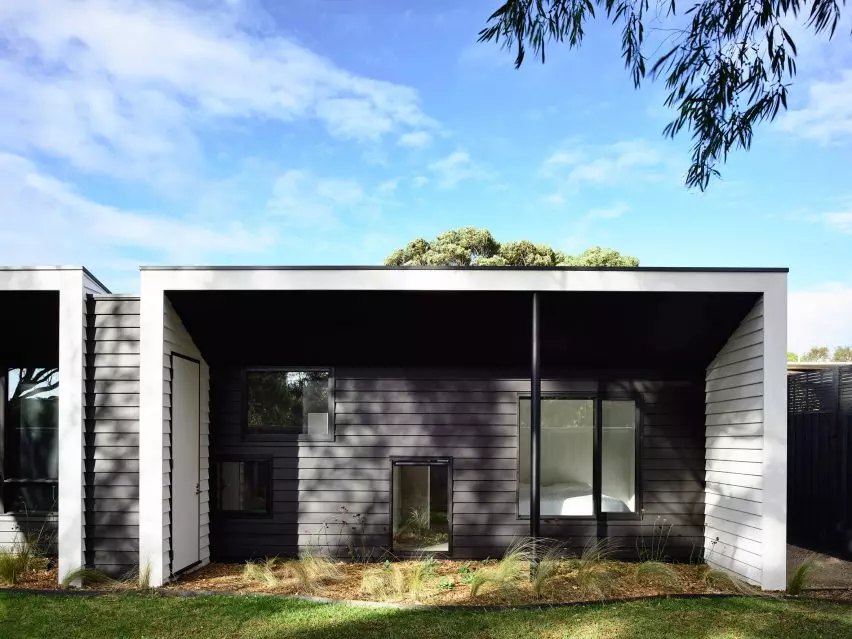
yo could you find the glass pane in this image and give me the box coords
[3,482,57,513]
[6,368,59,482]
[246,370,329,434]
[217,461,270,514]
[519,398,594,516]
[392,464,449,552]
[602,400,637,513]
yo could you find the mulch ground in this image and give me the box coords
[7,560,852,606]
[162,560,740,606]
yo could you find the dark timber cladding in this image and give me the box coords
[167,290,761,561]
[788,365,852,559]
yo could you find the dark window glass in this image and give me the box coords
[216,460,271,515]
[392,462,450,552]
[246,370,330,434]
[3,368,59,513]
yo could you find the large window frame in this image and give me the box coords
[212,456,274,519]
[241,366,335,442]
[1,367,60,515]
[389,456,453,557]
[516,391,642,522]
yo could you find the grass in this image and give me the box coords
[0,592,850,638]
[469,538,533,599]
[634,561,683,592]
[788,556,817,596]
[0,544,34,585]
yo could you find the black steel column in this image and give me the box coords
[530,292,541,542]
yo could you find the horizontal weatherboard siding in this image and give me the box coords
[209,369,705,562]
[704,299,764,585]
[86,296,140,577]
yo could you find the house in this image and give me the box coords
[1,265,788,591]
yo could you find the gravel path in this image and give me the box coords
[788,544,852,588]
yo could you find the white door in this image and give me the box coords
[171,355,200,573]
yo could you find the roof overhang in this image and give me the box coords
[141,266,787,294]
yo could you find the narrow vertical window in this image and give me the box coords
[2,368,59,513]
[519,397,595,516]
[601,399,637,513]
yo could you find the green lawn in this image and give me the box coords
[0,593,850,639]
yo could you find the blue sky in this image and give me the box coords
[0,0,850,352]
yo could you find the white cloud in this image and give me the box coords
[776,71,852,143]
[541,139,672,202]
[584,204,630,221]
[428,149,487,188]
[397,131,433,148]
[789,283,852,353]
[266,169,396,227]
[411,176,430,188]
[0,152,275,278]
[820,207,852,233]
[0,0,437,183]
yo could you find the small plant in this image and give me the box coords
[637,517,673,562]
[788,556,817,595]
[407,557,436,602]
[468,537,534,600]
[457,562,474,584]
[634,561,682,591]
[288,548,340,592]
[59,566,115,589]
[0,543,33,585]
[700,565,759,595]
[382,560,392,572]
[242,557,280,587]
[532,542,566,599]
[581,537,619,564]
[438,576,455,591]
[360,563,409,601]
[137,562,153,590]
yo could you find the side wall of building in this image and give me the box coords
[85,296,141,577]
[704,299,765,584]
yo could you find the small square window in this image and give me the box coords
[216,460,271,516]
[245,369,332,436]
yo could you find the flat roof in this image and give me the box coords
[0,266,110,294]
[140,265,789,273]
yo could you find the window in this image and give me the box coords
[245,369,332,437]
[2,368,59,513]
[215,460,272,516]
[392,459,451,553]
[519,395,638,518]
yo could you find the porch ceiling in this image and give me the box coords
[167,290,760,376]
[0,291,59,367]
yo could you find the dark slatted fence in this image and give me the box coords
[788,366,852,559]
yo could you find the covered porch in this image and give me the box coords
[138,267,787,590]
